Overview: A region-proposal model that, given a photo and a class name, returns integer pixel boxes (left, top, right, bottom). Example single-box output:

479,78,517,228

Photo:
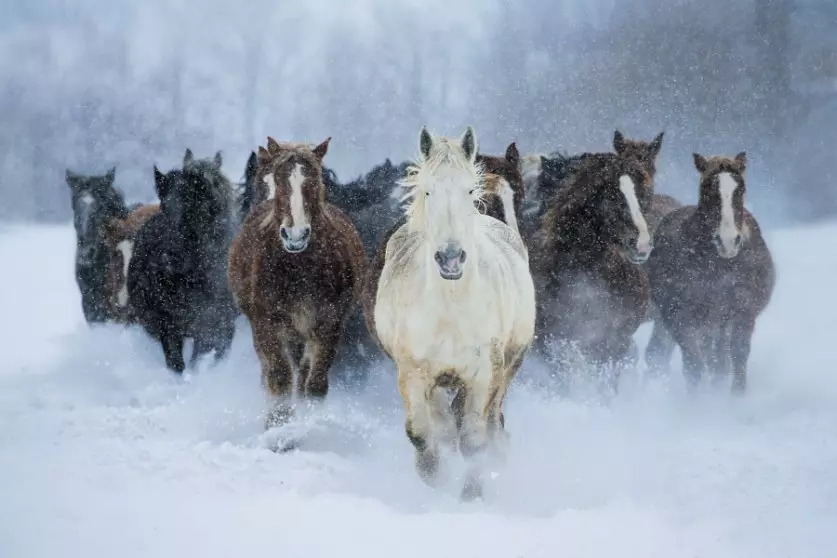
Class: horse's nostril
279,227,289,240
734,234,743,248
300,228,311,240
459,250,467,264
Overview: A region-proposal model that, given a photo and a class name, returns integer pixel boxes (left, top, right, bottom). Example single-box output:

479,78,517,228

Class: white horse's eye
425,191,430,196
468,189,475,195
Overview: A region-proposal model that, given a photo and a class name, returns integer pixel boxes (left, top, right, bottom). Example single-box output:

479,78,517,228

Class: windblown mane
398,136,485,228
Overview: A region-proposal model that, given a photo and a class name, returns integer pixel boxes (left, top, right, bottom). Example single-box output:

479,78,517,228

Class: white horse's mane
398,133,485,226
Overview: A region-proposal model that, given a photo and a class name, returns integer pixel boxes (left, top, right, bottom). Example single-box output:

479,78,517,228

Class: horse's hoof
416,450,443,487
460,479,484,502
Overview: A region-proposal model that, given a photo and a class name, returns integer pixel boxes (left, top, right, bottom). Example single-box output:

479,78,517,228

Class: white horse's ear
460,127,477,163
419,126,433,159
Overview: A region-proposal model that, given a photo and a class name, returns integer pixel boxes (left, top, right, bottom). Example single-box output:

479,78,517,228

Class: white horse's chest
398,282,501,365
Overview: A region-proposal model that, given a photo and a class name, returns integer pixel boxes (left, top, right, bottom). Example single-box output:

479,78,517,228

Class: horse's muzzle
713,232,743,259
280,225,311,253
622,238,652,265
434,242,467,280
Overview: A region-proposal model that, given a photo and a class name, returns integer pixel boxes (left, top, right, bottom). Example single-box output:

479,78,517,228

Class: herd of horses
66,126,776,501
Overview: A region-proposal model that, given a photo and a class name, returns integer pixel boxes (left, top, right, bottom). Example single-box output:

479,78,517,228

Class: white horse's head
401,126,484,281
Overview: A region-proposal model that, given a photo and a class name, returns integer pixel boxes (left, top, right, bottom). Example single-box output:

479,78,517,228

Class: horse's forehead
428,163,473,185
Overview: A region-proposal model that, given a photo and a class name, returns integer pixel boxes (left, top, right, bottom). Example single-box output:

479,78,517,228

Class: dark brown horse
228,137,367,437
530,152,654,391
645,152,774,394
102,203,160,323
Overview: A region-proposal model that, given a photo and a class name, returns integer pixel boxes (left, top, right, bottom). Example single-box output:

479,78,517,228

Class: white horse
372,126,536,501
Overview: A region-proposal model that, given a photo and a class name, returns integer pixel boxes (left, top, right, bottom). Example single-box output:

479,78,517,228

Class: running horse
530,151,654,393
363,126,535,501
228,137,366,439
644,152,774,393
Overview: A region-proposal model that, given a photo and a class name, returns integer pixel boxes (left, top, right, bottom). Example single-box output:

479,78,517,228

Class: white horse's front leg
397,359,442,487
457,357,494,501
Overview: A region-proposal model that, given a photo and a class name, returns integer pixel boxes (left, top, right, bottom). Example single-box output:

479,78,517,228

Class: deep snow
1,222,835,558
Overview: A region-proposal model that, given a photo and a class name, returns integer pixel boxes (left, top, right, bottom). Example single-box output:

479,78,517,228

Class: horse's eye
468,189,475,195
425,191,430,196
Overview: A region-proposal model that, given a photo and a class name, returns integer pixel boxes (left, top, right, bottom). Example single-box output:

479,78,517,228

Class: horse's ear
65,169,77,187
734,151,747,173
214,151,223,168
419,126,433,159
245,151,258,180
257,146,271,162
183,148,194,166
613,130,626,154
154,165,169,198
693,153,708,173
267,137,281,155
312,137,331,161
648,132,664,159
505,142,520,167
105,166,116,184
460,126,477,163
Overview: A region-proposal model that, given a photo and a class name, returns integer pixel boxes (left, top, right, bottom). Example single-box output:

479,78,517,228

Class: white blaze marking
115,240,133,307
78,192,94,230
497,178,519,235
287,163,309,233
618,175,651,254
717,172,740,254
263,173,277,200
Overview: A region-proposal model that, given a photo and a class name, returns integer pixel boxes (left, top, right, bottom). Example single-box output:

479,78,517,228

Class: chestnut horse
364,126,535,501
530,152,654,392
645,152,774,394
102,204,161,323
228,137,366,438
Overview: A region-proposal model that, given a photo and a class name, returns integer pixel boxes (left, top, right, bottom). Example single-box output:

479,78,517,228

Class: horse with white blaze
364,126,536,501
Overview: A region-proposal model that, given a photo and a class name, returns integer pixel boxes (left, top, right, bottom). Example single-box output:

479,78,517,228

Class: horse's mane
539,152,629,244
399,136,485,226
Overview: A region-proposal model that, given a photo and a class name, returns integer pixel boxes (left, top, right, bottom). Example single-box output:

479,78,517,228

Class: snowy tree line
1,0,834,225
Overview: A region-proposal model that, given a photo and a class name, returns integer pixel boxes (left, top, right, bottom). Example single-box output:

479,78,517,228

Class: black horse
66,167,129,324
127,149,238,373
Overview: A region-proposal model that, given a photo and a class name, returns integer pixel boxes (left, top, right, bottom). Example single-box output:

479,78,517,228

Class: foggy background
2,0,835,227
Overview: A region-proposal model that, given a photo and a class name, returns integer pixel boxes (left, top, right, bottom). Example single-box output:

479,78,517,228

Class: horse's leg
458,360,496,502
644,320,676,376
708,322,731,387
729,316,755,395
160,322,185,373
398,360,441,487
253,322,295,430
211,315,236,364
666,323,705,391
297,326,340,402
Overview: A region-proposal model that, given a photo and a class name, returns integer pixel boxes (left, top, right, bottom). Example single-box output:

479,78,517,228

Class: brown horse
228,137,367,437
645,152,774,394
530,152,654,392
102,204,160,323
475,142,525,232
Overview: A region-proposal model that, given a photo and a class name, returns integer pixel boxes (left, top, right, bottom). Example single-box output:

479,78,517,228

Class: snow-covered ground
1,222,835,558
